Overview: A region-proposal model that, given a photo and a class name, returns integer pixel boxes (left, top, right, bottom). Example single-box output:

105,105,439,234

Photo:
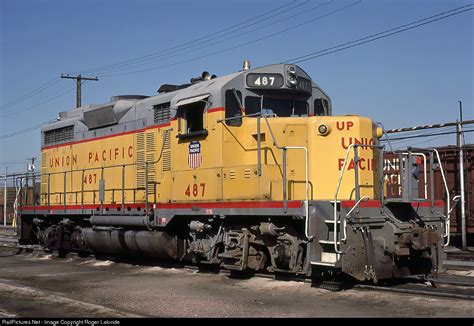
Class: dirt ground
0,248,473,318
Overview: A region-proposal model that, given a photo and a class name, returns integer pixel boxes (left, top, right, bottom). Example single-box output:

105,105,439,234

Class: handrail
433,148,450,246
35,127,172,213
391,147,451,246
342,196,370,242
449,195,461,214
260,115,312,240
334,143,383,254
333,144,356,254
346,196,370,217
400,152,428,200
13,178,25,228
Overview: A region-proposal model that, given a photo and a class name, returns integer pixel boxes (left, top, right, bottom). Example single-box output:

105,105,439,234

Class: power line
1,2,306,119
0,162,27,166
75,0,304,75
285,4,473,64
389,129,456,147
386,119,474,134
0,87,76,118
386,127,458,143
0,1,354,139
0,78,61,111
0,1,313,117
100,0,361,77
84,1,332,75
0,119,55,139
393,135,447,150
381,128,474,142
0,160,27,164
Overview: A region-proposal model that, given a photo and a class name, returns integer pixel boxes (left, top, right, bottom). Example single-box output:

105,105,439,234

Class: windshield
245,96,308,117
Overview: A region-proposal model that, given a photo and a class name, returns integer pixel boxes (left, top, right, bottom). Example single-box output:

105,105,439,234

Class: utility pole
60,74,98,108
27,157,36,206
27,157,36,173
458,101,466,250
3,167,7,226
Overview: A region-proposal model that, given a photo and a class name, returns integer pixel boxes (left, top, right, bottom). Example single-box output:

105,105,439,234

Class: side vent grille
136,132,146,189
153,102,171,124
136,131,157,194
41,152,48,203
44,126,74,145
146,132,156,194
162,129,171,172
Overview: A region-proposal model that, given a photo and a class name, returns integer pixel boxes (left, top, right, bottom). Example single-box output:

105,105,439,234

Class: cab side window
225,89,242,126
177,101,208,139
314,98,329,116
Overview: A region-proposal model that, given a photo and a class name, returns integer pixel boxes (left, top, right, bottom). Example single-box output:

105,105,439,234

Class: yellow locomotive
19,62,446,282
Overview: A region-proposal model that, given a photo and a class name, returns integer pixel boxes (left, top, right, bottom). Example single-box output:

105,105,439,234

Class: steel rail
355,284,474,301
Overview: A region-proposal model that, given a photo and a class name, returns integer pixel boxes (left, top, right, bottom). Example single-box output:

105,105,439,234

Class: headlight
286,65,297,87
288,75,297,86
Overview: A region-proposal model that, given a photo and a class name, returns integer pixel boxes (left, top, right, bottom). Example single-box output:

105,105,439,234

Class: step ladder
312,201,342,267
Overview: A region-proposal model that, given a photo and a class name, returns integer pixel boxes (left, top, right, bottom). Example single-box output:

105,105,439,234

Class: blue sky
0,0,472,173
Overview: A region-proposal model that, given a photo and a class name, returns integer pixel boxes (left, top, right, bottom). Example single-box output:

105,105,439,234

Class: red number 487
185,183,205,197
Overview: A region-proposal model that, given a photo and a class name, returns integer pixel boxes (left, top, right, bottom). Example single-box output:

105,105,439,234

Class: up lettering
336,121,354,131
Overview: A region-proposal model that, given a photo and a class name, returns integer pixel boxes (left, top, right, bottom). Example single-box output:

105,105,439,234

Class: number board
246,73,284,89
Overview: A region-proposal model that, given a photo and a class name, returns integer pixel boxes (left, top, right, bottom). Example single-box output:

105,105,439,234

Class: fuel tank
82,228,187,260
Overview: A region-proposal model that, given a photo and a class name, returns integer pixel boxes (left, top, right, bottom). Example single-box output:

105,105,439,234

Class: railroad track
0,235,473,300
354,278,474,301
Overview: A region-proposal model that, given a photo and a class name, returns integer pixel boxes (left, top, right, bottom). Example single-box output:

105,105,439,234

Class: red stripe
154,201,302,209
42,107,224,150
207,107,225,113
42,122,170,150
21,200,303,211
411,200,444,208
341,200,382,208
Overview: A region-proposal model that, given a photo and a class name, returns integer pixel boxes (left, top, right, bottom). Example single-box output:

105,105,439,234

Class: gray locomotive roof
134,71,241,111
41,63,330,142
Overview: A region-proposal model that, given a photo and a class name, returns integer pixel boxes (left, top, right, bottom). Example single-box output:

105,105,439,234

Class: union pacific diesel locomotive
18,62,449,282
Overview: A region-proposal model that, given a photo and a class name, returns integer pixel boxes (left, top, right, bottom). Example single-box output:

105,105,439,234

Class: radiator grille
44,126,74,145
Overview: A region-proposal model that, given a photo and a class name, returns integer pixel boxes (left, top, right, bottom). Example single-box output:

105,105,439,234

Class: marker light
318,124,330,135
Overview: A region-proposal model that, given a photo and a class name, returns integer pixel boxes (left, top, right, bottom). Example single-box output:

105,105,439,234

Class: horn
201,71,211,80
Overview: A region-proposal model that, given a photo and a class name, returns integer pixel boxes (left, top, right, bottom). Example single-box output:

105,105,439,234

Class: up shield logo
188,141,202,169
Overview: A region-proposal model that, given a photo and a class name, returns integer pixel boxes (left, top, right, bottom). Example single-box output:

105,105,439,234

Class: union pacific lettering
341,137,374,150
338,158,376,171
88,146,133,163
48,145,133,168
336,120,376,171
49,155,78,168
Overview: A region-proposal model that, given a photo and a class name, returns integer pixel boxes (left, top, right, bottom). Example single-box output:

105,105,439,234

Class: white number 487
254,76,274,86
